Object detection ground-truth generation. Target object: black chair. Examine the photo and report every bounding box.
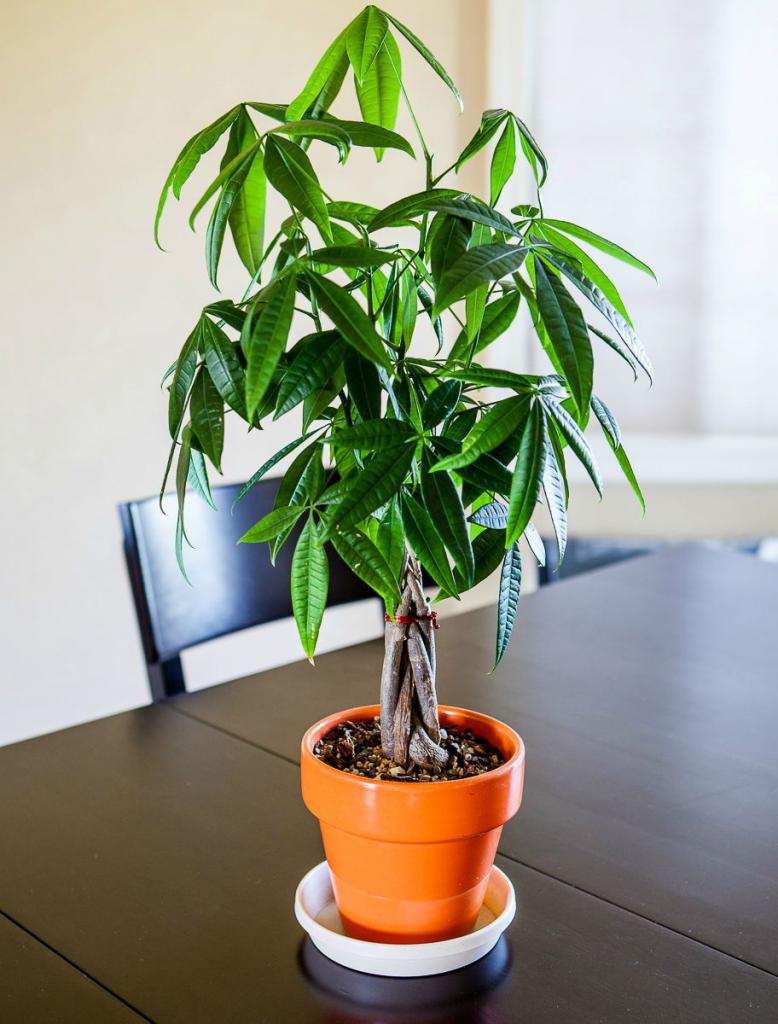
[120,480,376,701]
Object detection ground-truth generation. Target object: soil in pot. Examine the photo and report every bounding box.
[314,716,505,782]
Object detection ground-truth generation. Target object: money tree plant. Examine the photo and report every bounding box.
[156,5,654,770]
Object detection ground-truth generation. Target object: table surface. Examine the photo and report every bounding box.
[1,544,777,1022]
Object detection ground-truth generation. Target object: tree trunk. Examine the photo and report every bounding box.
[379,554,448,771]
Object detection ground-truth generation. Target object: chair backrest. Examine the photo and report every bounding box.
[120,479,375,700]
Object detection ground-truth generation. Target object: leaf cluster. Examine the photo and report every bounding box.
[156,5,654,666]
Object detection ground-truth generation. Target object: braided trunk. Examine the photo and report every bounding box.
[379,555,448,771]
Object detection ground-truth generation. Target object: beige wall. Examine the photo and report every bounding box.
[0,0,490,745]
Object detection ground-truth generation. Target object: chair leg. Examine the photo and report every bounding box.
[147,657,186,701]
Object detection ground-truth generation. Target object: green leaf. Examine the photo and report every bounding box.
[270,119,352,160]
[470,501,508,529]
[524,522,546,567]
[204,150,258,289]
[224,110,266,277]
[356,31,402,157]
[368,188,462,230]
[347,5,390,82]
[331,418,415,449]
[433,395,530,471]
[275,331,345,417]
[456,109,508,170]
[200,317,246,419]
[323,118,415,157]
[590,394,621,448]
[490,119,516,205]
[306,272,391,369]
[542,252,654,382]
[239,505,304,544]
[372,497,405,581]
[323,443,415,536]
[506,402,547,546]
[328,200,381,226]
[187,447,216,510]
[588,323,638,381]
[450,292,521,360]
[514,116,548,188]
[609,435,645,514]
[291,516,330,661]
[264,135,332,241]
[174,426,193,584]
[309,244,400,269]
[495,542,522,667]
[204,299,247,332]
[242,273,297,418]
[330,525,399,602]
[542,437,568,565]
[542,397,603,496]
[443,365,531,390]
[400,492,459,596]
[343,349,382,420]
[534,222,631,324]
[421,456,474,584]
[287,27,349,121]
[431,436,513,495]
[434,243,531,314]
[459,527,507,590]
[232,430,320,509]
[542,219,655,280]
[188,142,260,230]
[168,323,200,439]
[421,380,461,428]
[533,257,593,418]
[429,213,471,289]
[154,105,241,247]
[189,366,224,470]
[382,9,463,111]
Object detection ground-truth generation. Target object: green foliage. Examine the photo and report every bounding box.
[156,4,655,665]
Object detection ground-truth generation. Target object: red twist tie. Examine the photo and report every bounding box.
[385,611,440,630]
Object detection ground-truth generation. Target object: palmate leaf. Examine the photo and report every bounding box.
[371,192,518,237]
[533,257,593,418]
[400,492,459,596]
[421,379,461,428]
[371,497,405,581]
[506,402,547,546]
[286,27,349,121]
[269,120,352,161]
[495,541,522,667]
[434,243,531,314]
[291,516,330,661]
[188,142,260,230]
[309,244,401,269]
[382,9,463,111]
[275,331,345,417]
[322,442,415,538]
[200,317,246,419]
[514,115,548,188]
[154,104,241,247]
[264,135,332,241]
[204,149,258,289]
[306,271,391,369]
[421,454,474,585]
[189,365,224,470]
[347,5,390,82]
[242,273,297,418]
[356,31,402,158]
[433,395,530,472]
[464,223,491,345]
[239,504,304,544]
[542,252,654,382]
[330,525,400,603]
[542,219,656,280]
[542,397,603,496]
[456,109,508,170]
[343,348,381,419]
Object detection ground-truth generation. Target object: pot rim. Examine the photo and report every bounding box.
[301,703,524,791]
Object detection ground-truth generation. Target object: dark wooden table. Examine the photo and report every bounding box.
[2,545,777,1022]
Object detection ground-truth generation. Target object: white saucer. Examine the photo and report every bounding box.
[294,861,516,977]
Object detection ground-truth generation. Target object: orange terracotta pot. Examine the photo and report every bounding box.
[301,704,525,944]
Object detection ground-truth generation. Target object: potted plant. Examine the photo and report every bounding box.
[155,5,653,946]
